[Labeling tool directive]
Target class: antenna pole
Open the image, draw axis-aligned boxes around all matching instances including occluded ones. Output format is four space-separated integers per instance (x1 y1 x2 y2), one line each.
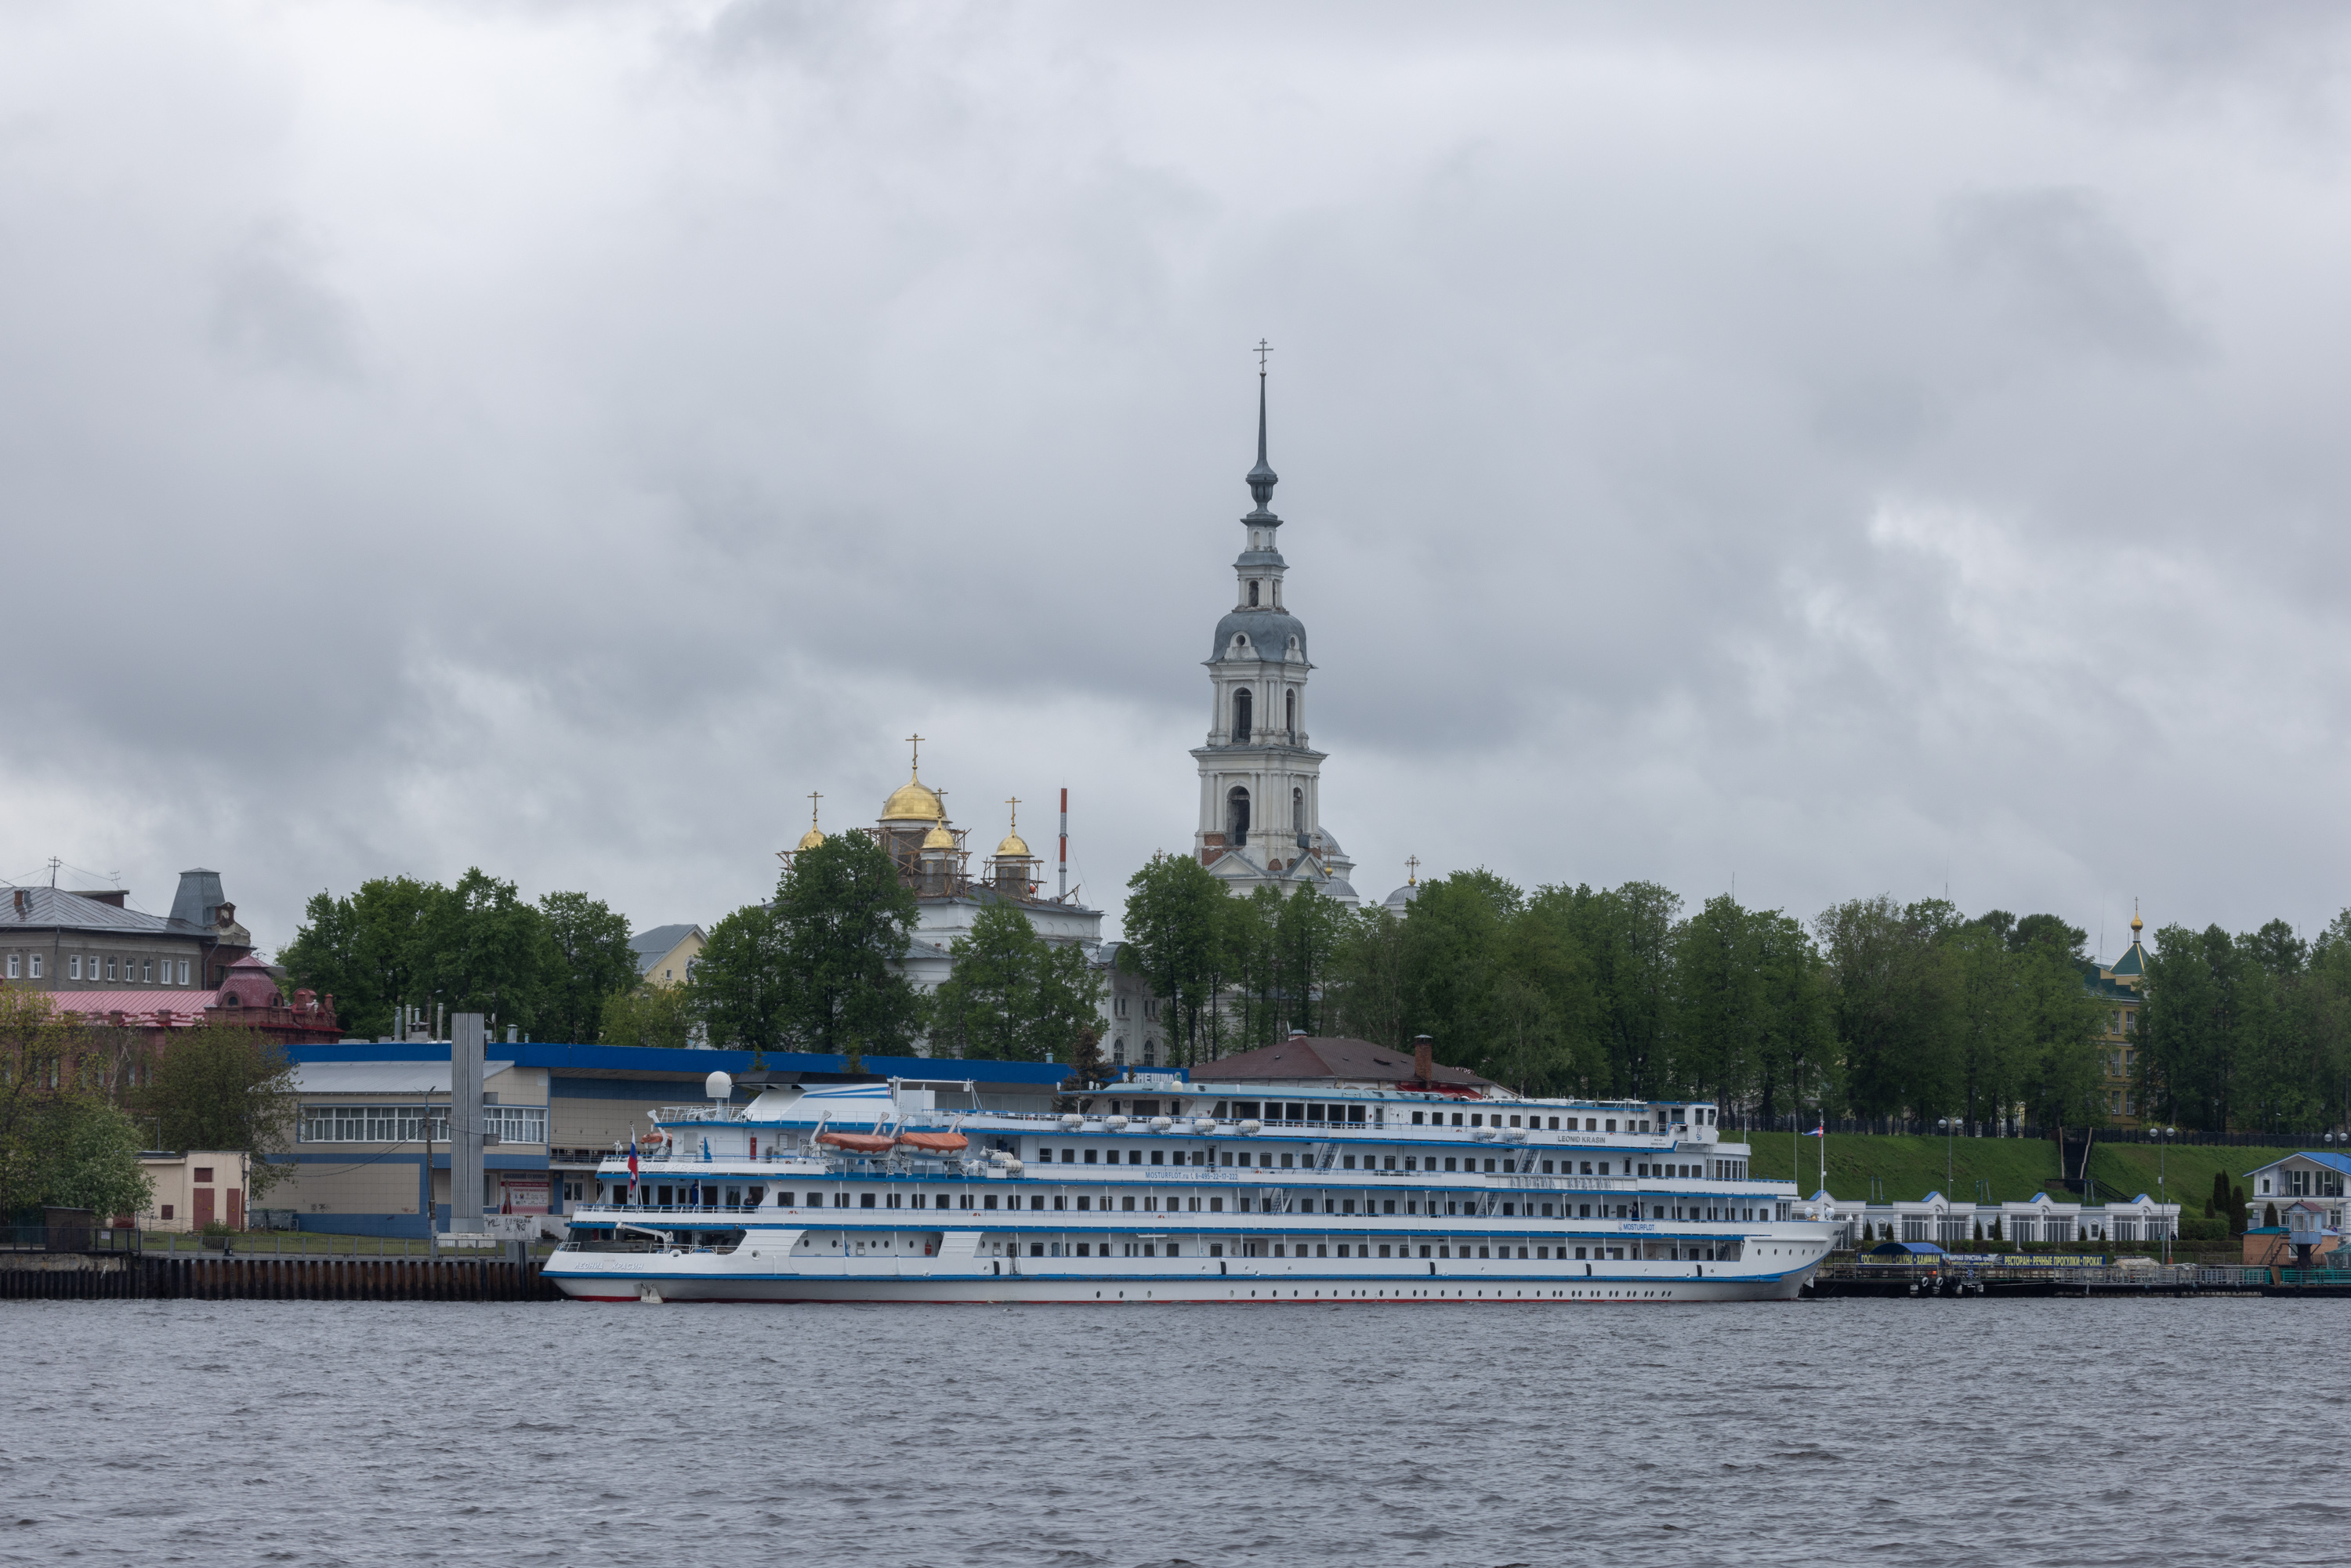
1058 788 1068 899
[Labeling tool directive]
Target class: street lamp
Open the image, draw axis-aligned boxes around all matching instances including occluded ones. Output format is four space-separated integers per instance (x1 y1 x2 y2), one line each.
2153 1124 2175 1266
1939 1117 1954 1205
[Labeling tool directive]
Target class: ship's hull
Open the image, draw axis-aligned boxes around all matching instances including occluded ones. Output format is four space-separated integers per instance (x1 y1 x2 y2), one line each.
546 1257 1822 1305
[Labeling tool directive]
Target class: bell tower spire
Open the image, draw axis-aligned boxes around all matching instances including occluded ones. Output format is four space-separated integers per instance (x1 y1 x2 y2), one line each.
1246 339 1278 517
1187 350 1357 907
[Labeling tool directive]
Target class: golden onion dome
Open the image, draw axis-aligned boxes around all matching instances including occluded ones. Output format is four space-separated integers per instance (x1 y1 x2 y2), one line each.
997 833 1031 858
921 821 957 851
796 827 825 851
882 774 944 822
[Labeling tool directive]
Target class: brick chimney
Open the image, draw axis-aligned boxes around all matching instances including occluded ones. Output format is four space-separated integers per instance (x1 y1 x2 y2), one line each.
1413 1035 1434 1084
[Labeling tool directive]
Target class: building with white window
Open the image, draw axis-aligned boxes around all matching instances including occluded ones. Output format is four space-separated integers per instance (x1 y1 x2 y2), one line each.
2 871 252 994
1819 1188 2179 1248
2244 1151 2351 1232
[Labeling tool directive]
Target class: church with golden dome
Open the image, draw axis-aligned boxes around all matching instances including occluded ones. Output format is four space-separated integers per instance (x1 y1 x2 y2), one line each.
1190 365 1360 905
787 737 1123 1052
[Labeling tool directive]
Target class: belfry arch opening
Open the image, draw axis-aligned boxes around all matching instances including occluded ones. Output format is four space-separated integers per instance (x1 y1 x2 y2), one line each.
1233 687 1252 743
1292 787 1304 831
1248 581 1260 607
1285 688 1295 735
1226 787 1251 844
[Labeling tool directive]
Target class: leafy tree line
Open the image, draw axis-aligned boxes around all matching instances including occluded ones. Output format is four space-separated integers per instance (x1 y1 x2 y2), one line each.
1119 858 2226 1128
284 835 1107 1067
2139 914 2351 1136
281 871 639 1044
0 987 298 1222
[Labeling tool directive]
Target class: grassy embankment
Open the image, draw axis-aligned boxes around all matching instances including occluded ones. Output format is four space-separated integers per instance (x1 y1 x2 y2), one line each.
1745 1130 2300 1212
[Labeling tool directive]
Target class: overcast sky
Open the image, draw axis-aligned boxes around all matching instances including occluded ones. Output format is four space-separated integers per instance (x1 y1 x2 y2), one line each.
5 2 2350 961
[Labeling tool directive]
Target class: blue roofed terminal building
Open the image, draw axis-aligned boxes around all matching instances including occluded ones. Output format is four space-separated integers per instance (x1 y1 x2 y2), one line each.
270 1042 1074 1238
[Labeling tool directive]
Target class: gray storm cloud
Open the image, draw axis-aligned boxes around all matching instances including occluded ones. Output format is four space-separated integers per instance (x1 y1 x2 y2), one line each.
2 2 2349 958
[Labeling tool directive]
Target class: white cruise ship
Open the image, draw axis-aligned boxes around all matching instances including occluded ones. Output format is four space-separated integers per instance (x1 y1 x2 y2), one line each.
548 1065 1833 1304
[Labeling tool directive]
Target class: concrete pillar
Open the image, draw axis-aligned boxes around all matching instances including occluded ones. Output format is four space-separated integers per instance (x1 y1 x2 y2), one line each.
449 1013 486 1233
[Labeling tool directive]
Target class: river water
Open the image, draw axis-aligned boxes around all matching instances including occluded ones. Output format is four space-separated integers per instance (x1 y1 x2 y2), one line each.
1 1296 2339 1566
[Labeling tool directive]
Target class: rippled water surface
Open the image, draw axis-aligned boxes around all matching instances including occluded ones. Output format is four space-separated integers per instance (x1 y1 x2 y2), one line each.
3 1296 2345 1566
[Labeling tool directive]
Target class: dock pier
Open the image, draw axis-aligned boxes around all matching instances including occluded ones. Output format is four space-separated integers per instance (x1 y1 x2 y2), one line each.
0 1251 556 1302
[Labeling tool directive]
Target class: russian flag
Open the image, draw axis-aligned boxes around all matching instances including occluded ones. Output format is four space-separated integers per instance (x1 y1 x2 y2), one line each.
627 1141 639 1196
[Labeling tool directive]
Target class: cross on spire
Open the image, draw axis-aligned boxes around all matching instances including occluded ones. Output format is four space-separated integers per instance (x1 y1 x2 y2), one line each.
1406 855 1420 885
807 791 822 827
1255 337 1272 371
1005 795 1021 833
905 733 924 774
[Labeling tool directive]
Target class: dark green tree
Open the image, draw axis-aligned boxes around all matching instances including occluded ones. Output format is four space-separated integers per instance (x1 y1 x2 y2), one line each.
132 1027 299 1199
418 869 556 1037
1121 853 1225 1066
692 903 792 1054
0 990 153 1219
926 901 1043 1060
2140 923 2248 1130
599 983 700 1050
280 875 439 1039
1274 882 1345 1036
773 829 922 1056
1031 940 1108 1067
535 891 639 1045
1223 886 1288 1056
1326 904 1410 1052
1814 896 1962 1121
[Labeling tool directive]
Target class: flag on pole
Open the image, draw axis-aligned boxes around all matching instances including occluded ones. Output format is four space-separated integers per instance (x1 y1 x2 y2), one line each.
627 1140 639 1197
1804 1123 1826 1137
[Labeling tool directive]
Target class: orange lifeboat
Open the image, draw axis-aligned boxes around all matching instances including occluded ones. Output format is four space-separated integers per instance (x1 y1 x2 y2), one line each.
897 1131 969 1154
817 1131 898 1155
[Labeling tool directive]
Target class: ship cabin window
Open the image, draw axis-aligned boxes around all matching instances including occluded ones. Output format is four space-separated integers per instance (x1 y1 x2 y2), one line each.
1444 1157 1458 1172
1084 1149 1097 1164
1150 1150 1164 1165
1606 1119 1617 1132
1404 1156 1417 1171
1221 1151 1235 1166
1509 1116 1520 1128
1451 1113 1465 1127
1280 1152 1294 1168
1411 1111 1425 1124
1384 1155 1396 1170
1341 1155 1355 1170
1469 1114 1482 1127
1209 1197 1223 1212
983 1195 998 1210
1548 1117 1560 1130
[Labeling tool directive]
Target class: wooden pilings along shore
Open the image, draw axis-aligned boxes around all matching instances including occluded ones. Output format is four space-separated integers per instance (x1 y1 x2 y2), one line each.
0 1254 559 1302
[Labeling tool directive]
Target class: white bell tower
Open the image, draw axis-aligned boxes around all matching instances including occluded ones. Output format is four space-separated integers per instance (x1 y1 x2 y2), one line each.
1189 355 1358 904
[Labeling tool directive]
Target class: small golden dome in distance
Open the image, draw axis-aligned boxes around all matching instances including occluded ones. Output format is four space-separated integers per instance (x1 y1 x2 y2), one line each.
922 822 956 850
998 833 1031 858
2131 911 2144 933
797 827 825 851
882 776 944 821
